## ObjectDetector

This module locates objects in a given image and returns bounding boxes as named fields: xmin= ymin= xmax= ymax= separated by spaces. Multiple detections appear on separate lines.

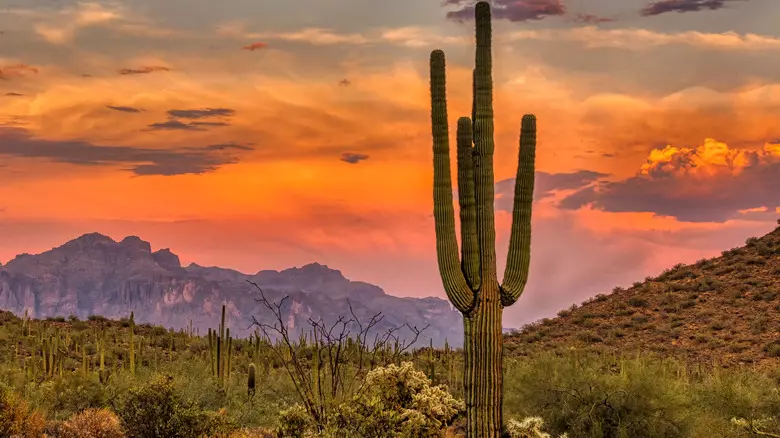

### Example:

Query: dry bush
xmin=0 ymin=384 xmax=45 ymax=438
xmin=57 ymin=408 xmax=125 ymax=438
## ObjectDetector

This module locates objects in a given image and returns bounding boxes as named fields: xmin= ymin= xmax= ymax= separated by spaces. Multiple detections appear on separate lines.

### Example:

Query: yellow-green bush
xmin=276 ymin=361 xmax=464 ymax=438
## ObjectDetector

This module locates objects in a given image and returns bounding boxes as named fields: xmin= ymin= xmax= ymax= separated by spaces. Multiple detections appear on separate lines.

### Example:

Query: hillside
xmin=506 ymin=224 xmax=780 ymax=368
xmin=0 ymin=233 xmax=463 ymax=346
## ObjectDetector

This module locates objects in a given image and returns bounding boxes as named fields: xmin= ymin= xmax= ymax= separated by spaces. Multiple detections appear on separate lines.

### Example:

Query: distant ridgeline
xmin=0 ymin=233 xmax=463 ymax=347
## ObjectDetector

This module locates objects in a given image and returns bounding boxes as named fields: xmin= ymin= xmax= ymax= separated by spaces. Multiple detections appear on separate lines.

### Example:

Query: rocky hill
xmin=0 ymin=233 xmax=463 ymax=346
xmin=506 ymin=224 xmax=780 ymax=369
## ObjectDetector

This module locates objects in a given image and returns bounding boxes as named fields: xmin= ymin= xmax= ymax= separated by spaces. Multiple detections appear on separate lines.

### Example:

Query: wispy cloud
xmin=118 ymin=66 xmax=170 ymax=75
xmin=242 ymin=42 xmax=268 ymax=51
xmin=641 ymin=0 xmax=747 ymax=17
xmin=340 ymin=152 xmax=369 ymax=164
xmin=106 ymin=105 xmax=143 ymax=113
xmin=0 ymin=127 xmax=252 ymax=176
xmin=444 ymin=0 xmax=566 ymax=22
xmin=0 ymin=64 xmax=39 ymax=80
xmin=166 ymin=108 xmax=235 ymax=119
xmin=506 ymin=26 xmax=780 ymax=50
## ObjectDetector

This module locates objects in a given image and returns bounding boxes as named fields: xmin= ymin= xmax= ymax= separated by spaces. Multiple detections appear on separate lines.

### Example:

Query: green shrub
xmin=115 ymin=375 xmax=235 ymax=438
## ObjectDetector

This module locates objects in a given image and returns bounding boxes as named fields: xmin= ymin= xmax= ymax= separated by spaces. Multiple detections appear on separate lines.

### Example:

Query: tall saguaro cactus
xmin=429 ymin=2 xmax=536 ymax=436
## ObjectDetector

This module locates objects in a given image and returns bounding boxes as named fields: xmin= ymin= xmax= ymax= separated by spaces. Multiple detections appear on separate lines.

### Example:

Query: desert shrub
xmin=505 ymin=416 xmax=568 ymax=438
xmin=57 ymin=408 xmax=125 ymax=438
xmin=503 ymin=353 xmax=691 ymax=438
xmin=115 ymin=375 xmax=236 ymax=438
xmin=276 ymin=361 xmax=464 ymax=438
xmin=0 ymin=383 xmax=45 ymax=438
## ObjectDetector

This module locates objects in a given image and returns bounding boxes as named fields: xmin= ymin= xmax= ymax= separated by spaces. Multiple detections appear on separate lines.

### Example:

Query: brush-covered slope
xmin=506 ymin=225 xmax=780 ymax=368
xmin=0 ymin=233 xmax=462 ymax=346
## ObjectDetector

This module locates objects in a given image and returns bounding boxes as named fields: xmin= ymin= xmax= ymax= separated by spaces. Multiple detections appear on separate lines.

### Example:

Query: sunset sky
xmin=1 ymin=0 xmax=780 ymax=328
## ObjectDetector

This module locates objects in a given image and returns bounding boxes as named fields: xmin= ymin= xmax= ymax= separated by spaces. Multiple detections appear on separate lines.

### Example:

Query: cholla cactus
xmin=505 ymin=417 xmax=568 ymax=438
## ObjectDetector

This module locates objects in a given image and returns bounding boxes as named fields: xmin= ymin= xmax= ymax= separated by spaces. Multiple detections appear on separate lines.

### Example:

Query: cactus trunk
xmin=428 ymin=2 xmax=536 ymax=436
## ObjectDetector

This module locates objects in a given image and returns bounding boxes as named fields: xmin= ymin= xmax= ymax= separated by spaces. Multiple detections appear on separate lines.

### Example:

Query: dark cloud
xmin=570 ymin=13 xmax=614 ymax=24
xmin=495 ymin=170 xmax=607 ymax=211
xmin=204 ymin=143 xmax=253 ymax=151
xmin=339 ymin=79 xmax=351 ymax=86
xmin=559 ymin=143 xmax=780 ymax=222
xmin=166 ymin=108 xmax=235 ymax=119
xmin=106 ymin=105 xmax=142 ymax=113
xmin=4 ymin=92 xmax=23 ymax=96
xmin=190 ymin=121 xmax=230 ymax=127
xmin=145 ymin=120 xmax=204 ymax=131
xmin=340 ymin=152 xmax=369 ymax=164
xmin=118 ymin=66 xmax=170 ymax=75
xmin=445 ymin=0 xmax=565 ymax=22
xmin=0 ymin=127 xmax=252 ymax=176
xmin=640 ymin=0 xmax=744 ymax=16
xmin=242 ymin=42 xmax=268 ymax=51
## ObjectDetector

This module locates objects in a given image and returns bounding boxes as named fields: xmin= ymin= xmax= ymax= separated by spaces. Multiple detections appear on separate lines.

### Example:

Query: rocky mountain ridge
xmin=0 ymin=233 xmax=463 ymax=346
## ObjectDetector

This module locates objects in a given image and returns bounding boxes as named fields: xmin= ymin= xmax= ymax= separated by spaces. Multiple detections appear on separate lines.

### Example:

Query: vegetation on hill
xmin=506 ymin=224 xmax=780 ymax=370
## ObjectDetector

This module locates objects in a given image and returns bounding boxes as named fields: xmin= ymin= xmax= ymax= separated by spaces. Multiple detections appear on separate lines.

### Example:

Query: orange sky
xmin=1 ymin=0 xmax=779 ymax=326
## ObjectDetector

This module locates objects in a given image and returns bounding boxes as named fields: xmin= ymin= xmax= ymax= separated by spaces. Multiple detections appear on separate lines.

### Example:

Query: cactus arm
xmin=456 ymin=117 xmax=480 ymax=290
xmin=472 ymin=2 xmax=498 ymax=279
xmin=500 ymin=115 xmax=536 ymax=306
xmin=430 ymin=49 xmax=476 ymax=314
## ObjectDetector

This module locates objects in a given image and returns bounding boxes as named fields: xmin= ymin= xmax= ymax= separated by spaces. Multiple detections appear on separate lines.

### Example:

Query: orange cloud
xmin=0 ymin=64 xmax=39 ymax=79
xmin=118 ymin=66 xmax=170 ymax=75
xmin=242 ymin=42 xmax=268 ymax=51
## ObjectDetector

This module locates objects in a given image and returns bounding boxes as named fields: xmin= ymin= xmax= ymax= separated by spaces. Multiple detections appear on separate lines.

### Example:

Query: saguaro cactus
xmin=429 ymin=2 xmax=536 ymax=436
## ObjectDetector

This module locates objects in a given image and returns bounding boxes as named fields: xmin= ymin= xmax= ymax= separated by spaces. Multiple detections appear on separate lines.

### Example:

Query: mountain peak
xmin=152 ymin=248 xmax=181 ymax=269
xmin=120 ymin=236 xmax=152 ymax=253
xmin=66 ymin=232 xmax=115 ymax=247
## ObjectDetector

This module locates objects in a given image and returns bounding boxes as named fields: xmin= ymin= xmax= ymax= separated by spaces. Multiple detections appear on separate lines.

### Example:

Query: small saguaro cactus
xmin=429 ymin=1 xmax=537 ymax=436
xmin=129 ymin=311 xmax=135 ymax=376
xmin=247 ymin=363 xmax=257 ymax=397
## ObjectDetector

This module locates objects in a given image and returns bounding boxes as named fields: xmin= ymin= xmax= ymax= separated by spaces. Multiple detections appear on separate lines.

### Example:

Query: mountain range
xmin=0 ymin=233 xmax=463 ymax=347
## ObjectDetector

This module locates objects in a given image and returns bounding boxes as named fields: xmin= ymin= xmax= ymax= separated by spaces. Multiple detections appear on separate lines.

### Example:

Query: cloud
xmin=494 ymin=170 xmax=608 ymax=211
xmin=445 ymin=0 xmax=566 ymax=22
xmin=340 ymin=152 xmax=370 ymax=164
xmin=242 ymin=42 xmax=268 ymax=51
xmin=106 ymin=105 xmax=143 ymax=113
xmin=166 ymin=108 xmax=235 ymax=119
xmin=506 ymin=26 xmax=780 ymax=51
xmin=559 ymin=139 xmax=780 ymax=222
xmin=570 ymin=13 xmax=615 ymax=24
xmin=339 ymin=79 xmax=351 ymax=86
xmin=4 ymin=92 xmax=24 ymax=96
xmin=217 ymin=23 xmax=370 ymax=45
xmin=144 ymin=120 xmax=204 ymax=131
xmin=33 ymin=2 xmax=121 ymax=44
xmin=190 ymin=121 xmax=230 ymax=127
xmin=118 ymin=66 xmax=170 ymax=75
xmin=640 ymin=0 xmax=745 ymax=16
xmin=0 ymin=127 xmax=252 ymax=176
xmin=0 ymin=64 xmax=39 ymax=80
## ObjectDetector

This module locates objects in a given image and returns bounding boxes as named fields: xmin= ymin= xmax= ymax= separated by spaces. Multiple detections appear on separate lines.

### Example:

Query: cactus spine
xmin=429 ymin=2 xmax=536 ymax=436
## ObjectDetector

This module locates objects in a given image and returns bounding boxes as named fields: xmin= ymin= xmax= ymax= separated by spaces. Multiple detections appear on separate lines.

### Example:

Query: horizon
xmin=1 ymin=0 xmax=780 ymax=328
